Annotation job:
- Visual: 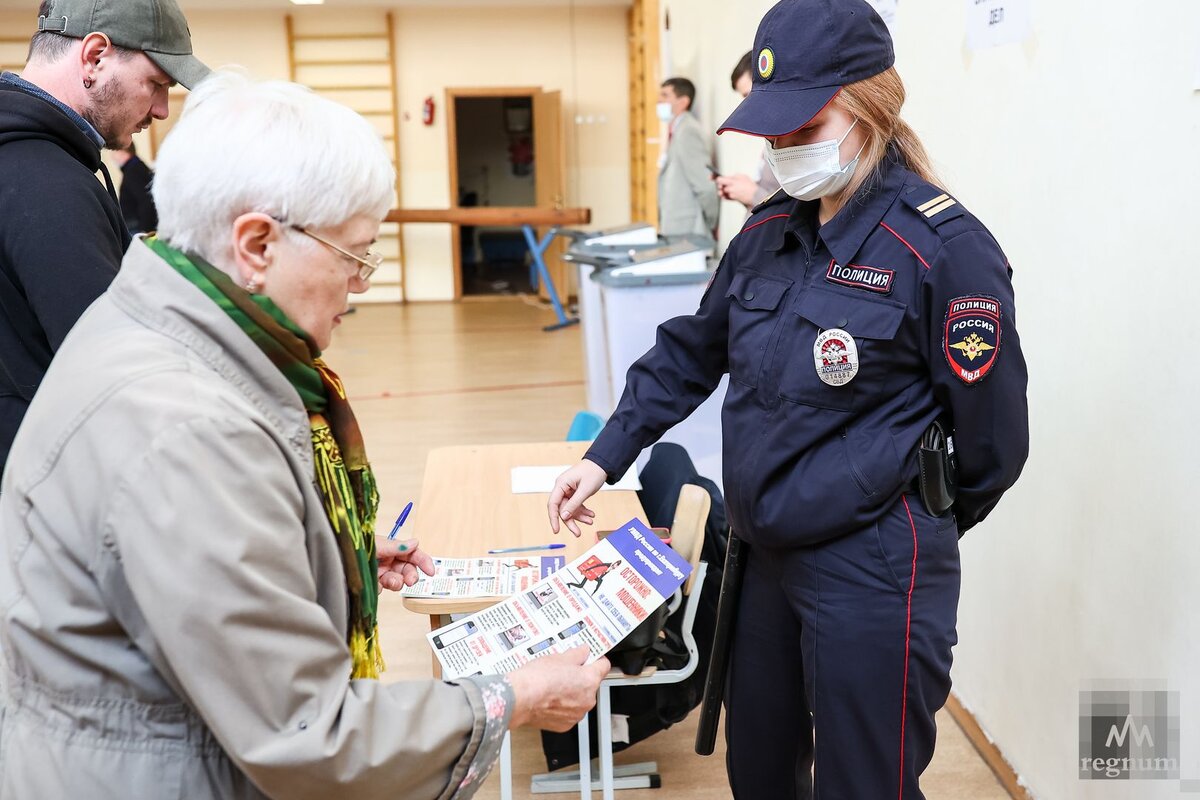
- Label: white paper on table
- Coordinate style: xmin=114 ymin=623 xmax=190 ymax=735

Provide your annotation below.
xmin=964 ymin=0 xmax=1033 ymax=52
xmin=510 ymin=465 xmax=641 ymax=494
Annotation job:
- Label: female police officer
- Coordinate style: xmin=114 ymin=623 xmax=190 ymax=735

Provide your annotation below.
xmin=549 ymin=0 xmax=1028 ymax=797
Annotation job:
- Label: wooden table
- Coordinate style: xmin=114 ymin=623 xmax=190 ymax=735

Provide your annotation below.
xmin=403 ymin=442 xmax=644 ymax=800
xmin=403 ymin=441 xmax=645 ymax=636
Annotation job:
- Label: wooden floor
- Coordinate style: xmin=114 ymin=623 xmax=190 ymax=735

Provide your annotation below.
xmin=325 ymin=300 xmax=1012 ymax=800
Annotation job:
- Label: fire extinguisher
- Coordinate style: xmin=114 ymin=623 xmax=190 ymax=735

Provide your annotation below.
xmin=422 ymin=96 xmax=436 ymax=126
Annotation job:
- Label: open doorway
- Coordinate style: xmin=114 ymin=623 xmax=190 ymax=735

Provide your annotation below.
xmin=452 ymin=94 xmax=537 ymax=296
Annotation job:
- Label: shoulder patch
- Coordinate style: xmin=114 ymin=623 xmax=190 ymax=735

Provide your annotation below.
xmin=943 ymin=295 xmax=1001 ymax=385
xmin=901 ymin=186 xmax=965 ymax=229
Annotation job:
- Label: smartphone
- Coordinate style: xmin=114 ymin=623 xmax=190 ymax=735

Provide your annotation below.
xmin=557 ymin=620 xmax=586 ymax=639
xmin=526 ymin=638 xmax=555 ymax=656
xmin=432 ymin=620 xmax=478 ymax=650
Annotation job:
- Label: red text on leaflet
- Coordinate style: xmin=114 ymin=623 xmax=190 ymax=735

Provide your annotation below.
xmin=616 ymin=587 xmax=647 ymax=620
xmin=619 ymin=567 xmax=652 ymax=600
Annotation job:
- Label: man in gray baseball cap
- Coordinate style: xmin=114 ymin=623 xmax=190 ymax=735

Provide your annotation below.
xmin=0 ymin=0 xmax=209 ymax=481
xmin=35 ymin=0 xmax=210 ymax=91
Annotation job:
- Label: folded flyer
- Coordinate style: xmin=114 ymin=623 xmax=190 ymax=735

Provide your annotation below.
xmin=427 ymin=518 xmax=692 ymax=679
xmin=399 ymin=555 xmax=565 ymax=599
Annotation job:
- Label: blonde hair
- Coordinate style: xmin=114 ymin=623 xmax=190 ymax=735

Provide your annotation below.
xmin=834 ymin=67 xmax=940 ymax=201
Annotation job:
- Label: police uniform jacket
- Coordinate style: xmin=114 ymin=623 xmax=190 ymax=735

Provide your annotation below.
xmin=587 ymin=148 xmax=1029 ymax=547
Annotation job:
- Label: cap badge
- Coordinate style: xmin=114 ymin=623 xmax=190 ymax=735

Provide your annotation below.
xmin=757 ymin=47 xmax=776 ymax=81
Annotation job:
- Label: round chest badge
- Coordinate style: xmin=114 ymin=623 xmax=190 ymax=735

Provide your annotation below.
xmin=813 ymin=329 xmax=859 ymax=387
xmin=758 ymin=47 xmax=776 ymax=81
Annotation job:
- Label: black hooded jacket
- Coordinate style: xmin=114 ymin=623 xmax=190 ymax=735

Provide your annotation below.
xmin=0 ymin=80 xmax=130 ymax=475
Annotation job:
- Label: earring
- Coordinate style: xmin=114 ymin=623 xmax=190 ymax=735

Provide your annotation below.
xmin=82 ymin=77 xmax=93 ymax=89
xmin=245 ymin=279 xmax=258 ymax=293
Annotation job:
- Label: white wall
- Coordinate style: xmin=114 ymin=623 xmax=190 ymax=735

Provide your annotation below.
xmin=663 ymin=1 xmax=1200 ymax=798
xmin=897 ymin=4 xmax=1200 ymax=798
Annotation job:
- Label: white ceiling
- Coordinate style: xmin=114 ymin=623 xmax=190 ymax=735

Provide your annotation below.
xmin=0 ymin=0 xmax=629 ymax=7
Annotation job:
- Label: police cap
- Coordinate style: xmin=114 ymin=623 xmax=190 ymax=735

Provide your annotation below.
xmin=718 ymin=0 xmax=894 ymax=138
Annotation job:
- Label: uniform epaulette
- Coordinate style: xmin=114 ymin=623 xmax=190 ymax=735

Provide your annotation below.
xmin=900 ymin=185 xmax=964 ymax=229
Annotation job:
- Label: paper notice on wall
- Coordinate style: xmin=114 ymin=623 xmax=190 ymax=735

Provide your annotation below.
xmin=428 ymin=518 xmax=691 ymax=680
xmin=965 ymin=0 xmax=1033 ymax=51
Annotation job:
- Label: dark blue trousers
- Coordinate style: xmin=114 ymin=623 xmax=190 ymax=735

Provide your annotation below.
xmin=725 ymin=494 xmax=961 ymax=800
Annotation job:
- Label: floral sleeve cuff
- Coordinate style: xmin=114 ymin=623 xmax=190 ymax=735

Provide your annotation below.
xmin=443 ymin=674 xmax=515 ymax=799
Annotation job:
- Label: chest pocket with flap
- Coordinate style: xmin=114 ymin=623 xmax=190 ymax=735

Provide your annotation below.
xmin=725 ymin=270 xmax=793 ymax=388
xmin=781 ymin=286 xmax=907 ymax=410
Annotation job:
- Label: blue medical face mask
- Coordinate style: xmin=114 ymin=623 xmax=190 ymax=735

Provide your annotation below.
xmin=764 ymin=118 xmax=865 ymax=201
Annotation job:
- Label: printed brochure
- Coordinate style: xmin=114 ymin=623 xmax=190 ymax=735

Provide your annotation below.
xmin=427 ymin=519 xmax=691 ymax=679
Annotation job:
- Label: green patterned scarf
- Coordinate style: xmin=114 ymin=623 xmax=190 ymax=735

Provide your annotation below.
xmin=147 ymin=237 xmax=384 ymax=679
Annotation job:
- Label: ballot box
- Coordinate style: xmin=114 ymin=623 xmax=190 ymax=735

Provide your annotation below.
xmin=564 ymin=232 xmax=727 ymax=484
xmin=562 ymin=225 xmax=660 ymax=415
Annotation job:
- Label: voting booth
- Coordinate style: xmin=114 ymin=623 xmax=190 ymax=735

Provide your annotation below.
xmin=563 ymin=227 xmax=728 ymax=484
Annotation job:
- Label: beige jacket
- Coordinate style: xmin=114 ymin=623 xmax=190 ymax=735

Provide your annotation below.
xmin=0 ymin=239 xmax=511 ymax=800
xmin=658 ymin=110 xmax=719 ymax=239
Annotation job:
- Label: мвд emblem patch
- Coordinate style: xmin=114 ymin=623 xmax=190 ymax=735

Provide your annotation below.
xmin=943 ymin=296 xmax=1001 ymax=385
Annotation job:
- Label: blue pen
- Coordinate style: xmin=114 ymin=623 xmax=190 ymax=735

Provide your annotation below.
xmin=387 ymin=502 xmax=413 ymax=541
xmin=487 ymin=543 xmax=566 ymax=555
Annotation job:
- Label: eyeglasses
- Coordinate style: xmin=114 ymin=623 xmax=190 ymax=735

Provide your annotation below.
xmin=284 ymin=222 xmax=383 ymax=281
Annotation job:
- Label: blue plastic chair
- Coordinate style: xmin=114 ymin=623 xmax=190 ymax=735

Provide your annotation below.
xmin=565 ymin=410 xmax=605 ymax=442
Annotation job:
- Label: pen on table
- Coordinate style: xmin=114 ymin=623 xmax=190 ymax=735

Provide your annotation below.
xmin=387 ymin=501 xmax=413 ymax=543
xmin=487 ymin=543 xmax=567 ymax=555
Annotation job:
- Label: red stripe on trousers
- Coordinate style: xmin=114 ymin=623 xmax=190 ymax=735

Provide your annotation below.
xmin=899 ymin=495 xmax=919 ymax=800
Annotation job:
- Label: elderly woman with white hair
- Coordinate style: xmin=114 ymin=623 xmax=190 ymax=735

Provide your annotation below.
xmin=0 ymin=72 xmax=608 ymax=799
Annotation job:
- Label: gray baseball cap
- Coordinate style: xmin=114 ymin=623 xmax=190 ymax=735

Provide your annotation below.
xmin=37 ymin=0 xmax=210 ymax=89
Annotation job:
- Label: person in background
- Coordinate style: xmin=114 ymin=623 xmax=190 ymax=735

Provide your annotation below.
xmin=111 ymin=141 xmax=158 ymax=234
xmin=715 ymin=51 xmax=781 ymax=210
xmin=549 ymin=0 xmax=1029 ymax=796
xmin=0 ymin=0 xmax=208 ymax=479
xmin=0 ymin=72 xmax=609 ymax=799
xmin=657 ymin=77 xmax=720 ymax=240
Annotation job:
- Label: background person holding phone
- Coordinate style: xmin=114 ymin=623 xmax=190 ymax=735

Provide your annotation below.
xmin=715 ymin=51 xmax=782 ymax=211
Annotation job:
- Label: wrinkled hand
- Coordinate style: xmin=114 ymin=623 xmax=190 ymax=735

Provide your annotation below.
xmin=547 ymin=459 xmax=607 ymax=536
xmin=506 ymin=647 xmax=610 ymax=732
xmin=716 ymin=173 xmax=759 ymax=207
xmin=376 ymin=536 xmax=435 ymax=592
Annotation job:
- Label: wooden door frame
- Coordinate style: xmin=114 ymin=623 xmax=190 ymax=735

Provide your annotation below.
xmin=446 ymin=86 xmax=542 ymax=301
